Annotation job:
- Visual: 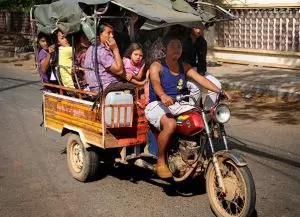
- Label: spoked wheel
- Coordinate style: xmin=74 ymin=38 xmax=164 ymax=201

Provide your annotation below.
xmin=67 ymin=134 xmax=100 ymax=182
xmin=206 ymin=159 xmax=256 ymax=217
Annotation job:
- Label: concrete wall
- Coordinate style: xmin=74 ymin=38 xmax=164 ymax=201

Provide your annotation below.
xmin=207 ymin=1 xmax=300 ymax=69
xmin=0 ymin=12 xmax=6 ymax=32
xmin=0 ymin=11 xmax=30 ymax=34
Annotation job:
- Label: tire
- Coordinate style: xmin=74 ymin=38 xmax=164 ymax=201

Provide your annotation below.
xmin=206 ymin=159 xmax=256 ymax=217
xmin=67 ymin=134 xmax=100 ymax=182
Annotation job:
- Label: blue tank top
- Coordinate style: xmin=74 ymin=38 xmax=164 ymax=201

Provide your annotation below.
xmin=149 ymin=60 xmax=187 ymax=103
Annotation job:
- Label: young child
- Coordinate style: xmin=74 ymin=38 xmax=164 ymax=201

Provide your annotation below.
xmin=74 ymin=32 xmax=90 ymax=90
xmin=57 ymin=30 xmax=74 ymax=88
xmin=123 ymin=42 xmax=147 ymax=86
xmin=37 ymin=32 xmax=56 ymax=84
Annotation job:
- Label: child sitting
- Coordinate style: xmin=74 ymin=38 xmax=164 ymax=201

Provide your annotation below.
xmin=74 ymin=32 xmax=90 ymax=90
xmin=57 ymin=30 xmax=74 ymax=88
xmin=123 ymin=43 xmax=147 ymax=86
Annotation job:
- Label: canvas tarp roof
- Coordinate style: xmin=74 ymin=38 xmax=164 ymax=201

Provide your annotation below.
xmin=34 ymin=0 xmax=215 ymax=35
xmin=34 ymin=1 xmax=84 ymax=35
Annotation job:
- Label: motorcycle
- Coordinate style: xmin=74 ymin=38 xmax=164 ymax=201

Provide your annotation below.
xmin=33 ymin=1 xmax=255 ymax=216
xmin=146 ymin=92 xmax=257 ymax=217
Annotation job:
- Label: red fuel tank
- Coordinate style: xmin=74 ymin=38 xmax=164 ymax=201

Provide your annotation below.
xmin=175 ymin=110 xmax=205 ymax=136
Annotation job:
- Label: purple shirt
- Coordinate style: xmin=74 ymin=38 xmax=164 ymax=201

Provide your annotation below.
xmin=84 ymin=44 xmax=123 ymax=91
xmin=38 ymin=49 xmax=50 ymax=83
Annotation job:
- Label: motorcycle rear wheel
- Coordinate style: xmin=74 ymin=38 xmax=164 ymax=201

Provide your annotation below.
xmin=206 ymin=159 xmax=256 ymax=217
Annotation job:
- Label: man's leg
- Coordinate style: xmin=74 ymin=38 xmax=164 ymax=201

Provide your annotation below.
xmin=154 ymin=103 xmax=195 ymax=178
xmin=145 ymin=101 xmax=175 ymax=178
xmin=156 ymin=114 xmax=177 ymax=167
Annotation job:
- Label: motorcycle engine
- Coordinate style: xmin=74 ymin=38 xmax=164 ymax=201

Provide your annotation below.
xmin=168 ymin=140 xmax=200 ymax=178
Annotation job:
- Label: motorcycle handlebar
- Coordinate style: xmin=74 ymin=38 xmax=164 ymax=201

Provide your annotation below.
xmin=176 ymin=92 xmax=227 ymax=108
xmin=216 ymin=91 xmax=228 ymax=104
xmin=175 ymin=94 xmax=197 ymax=105
xmin=175 ymin=94 xmax=189 ymax=102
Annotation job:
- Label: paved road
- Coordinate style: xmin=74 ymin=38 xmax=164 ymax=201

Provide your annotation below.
xmin=0 ymin=64 xmax=299 ymax=217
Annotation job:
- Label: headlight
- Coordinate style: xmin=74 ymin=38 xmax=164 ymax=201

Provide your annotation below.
xmin=213 ymin=104 xmax=231 ymax=123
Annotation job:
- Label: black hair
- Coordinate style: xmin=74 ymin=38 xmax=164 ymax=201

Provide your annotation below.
xmin=37 ymin=32 xmax=47 ymax=40
xmin=37 ymin=32 xmax=50 ymax=52
xmin=123 ymin=42 xmax=143 ymax=59
xmin=162 ymin=34 xmax=181 ymax=48
xmin=55 ymin=29 xmax=71 ymax=46
xmin=98 ymin=22 xmax=114 ymax=34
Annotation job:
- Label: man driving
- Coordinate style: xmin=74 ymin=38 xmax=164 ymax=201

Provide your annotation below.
xmin=145 ymin=34 xmax=230 ymax=178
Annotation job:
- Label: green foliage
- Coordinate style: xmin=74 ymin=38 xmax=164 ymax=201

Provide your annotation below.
xmin=0 ymin=0 xmax=53 ymax=11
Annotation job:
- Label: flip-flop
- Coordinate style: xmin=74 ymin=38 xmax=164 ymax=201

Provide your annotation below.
xmin=155 ymin=164 xmax=172 ymax=178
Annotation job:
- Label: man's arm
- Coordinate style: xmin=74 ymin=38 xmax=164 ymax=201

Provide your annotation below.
xmin=150 ymin=61 xmax=174 ymax=106
xmin=149 ymin=62 xmax=164 ymax=96
xmin=184 ymin=63 xmax=220 ymax=93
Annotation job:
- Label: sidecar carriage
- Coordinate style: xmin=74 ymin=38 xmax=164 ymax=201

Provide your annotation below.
xmin=42 ymin=82 xmax=150 ymax=181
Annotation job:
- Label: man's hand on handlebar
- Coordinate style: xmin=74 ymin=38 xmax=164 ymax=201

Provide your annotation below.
xmin=222 ymin=90 xmax=233 ymax=102
xmin=161 ymin=94 xmax=174 ymax=107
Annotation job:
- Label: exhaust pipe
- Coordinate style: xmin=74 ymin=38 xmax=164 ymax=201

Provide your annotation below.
xmin=134 ymin=159 xmax=154 ymax=171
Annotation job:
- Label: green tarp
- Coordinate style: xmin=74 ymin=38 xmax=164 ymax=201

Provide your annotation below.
xmin=34 ymin=1 xmax=84 ymax=35
xmin=34 ymin=0 xmax=215 ymax=35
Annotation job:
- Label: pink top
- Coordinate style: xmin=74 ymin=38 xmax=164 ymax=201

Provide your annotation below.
xmin=123 ymin=57 xmax=145 ymax=76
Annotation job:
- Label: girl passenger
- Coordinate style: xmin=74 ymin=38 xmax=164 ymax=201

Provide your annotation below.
xmin=57 ymin=30 xmax=74 ymax=88
xmin=123 ymin=42 xmax=148 ymax=86
xmin=37 ymin=32 xmax=57 ymax=85
xmin=74 ymin=33 xmax=90 ymax=90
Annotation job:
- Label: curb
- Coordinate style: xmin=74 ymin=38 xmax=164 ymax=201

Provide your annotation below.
xmin=220 ymin=79 xmax=300 ymax=102
xmin=228 ymin=135 xmax=300 ymax=167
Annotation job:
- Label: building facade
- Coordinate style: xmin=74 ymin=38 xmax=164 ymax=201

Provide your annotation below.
xmin=204 ymin=0 xmax=300 ymax=69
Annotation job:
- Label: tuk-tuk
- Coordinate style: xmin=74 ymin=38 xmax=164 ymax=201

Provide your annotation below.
xmin=30 ymin=1 xmax=255 ymax=217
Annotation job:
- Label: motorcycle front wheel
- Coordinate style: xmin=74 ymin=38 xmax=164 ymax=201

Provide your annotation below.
xmin=206 ymin=159 xmax=256 ymax=217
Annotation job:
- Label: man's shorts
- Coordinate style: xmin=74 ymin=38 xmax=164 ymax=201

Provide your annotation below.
xmin=145 ymin=101 xmax=194 ymax=131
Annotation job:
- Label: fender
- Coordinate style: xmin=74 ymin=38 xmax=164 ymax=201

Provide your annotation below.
xmin=61 ymin=125 xmax=91 ymax=148
xmin=212 ymin=149 xmax=247 ymax=167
